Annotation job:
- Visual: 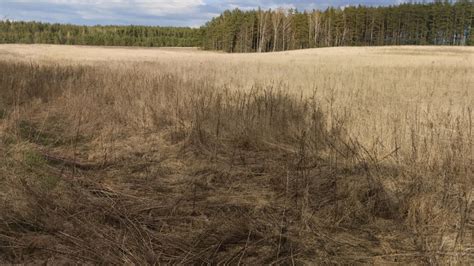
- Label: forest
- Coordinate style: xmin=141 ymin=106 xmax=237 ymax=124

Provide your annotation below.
xmin=0 ymin=22 xmax=202 ymax=47
xmin=202 ymin=0 xmax=474 ymax=52
xmin=0 ymin=0 xmax=473 ymax=51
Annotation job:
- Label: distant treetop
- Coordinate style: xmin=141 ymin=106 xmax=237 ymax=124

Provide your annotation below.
xmin=1 ymin=1 xmax=472 ymax=51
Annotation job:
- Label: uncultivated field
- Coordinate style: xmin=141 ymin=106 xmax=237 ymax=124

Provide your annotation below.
xmin=0 ymin=44 xmax=473 ymax=264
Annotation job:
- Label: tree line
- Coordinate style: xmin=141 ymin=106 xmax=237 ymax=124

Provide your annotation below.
xmin=202 ymin=0 xmax=474 ymax=52
xmin=0 ymin=1 xmax=472 ymax=51
xmin=0 ymin=21 xmax=202 ymax=47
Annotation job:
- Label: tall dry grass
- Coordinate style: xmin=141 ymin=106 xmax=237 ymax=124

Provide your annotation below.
xmin=0 ymin=46 xmax=472 ymax=264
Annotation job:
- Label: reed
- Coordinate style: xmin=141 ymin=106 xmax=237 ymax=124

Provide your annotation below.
xmin=0 ymin=46 xmax=472 ymax=264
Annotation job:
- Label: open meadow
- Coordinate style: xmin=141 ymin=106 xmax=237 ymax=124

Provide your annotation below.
xmin=0 ymin=44 xmax=473 ymax=264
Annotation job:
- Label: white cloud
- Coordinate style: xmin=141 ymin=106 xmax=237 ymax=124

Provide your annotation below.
xmin=1 ymin=0 xmax=412 ymax=26
xmin=7 ymin=0 xmax=205 ymax=16
xmin=2 ymin=0 xmax=207 ymax=25
xmin=132 ymin=0 xmax=205 ymax=15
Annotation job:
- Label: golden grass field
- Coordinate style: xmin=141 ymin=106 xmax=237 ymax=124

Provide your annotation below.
xmin=0 ymin=44 xmax=473 ymax=264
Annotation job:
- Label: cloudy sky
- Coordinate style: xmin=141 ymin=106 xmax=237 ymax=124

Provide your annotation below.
xmin=1 ymin=0 xmax=407 ymax=27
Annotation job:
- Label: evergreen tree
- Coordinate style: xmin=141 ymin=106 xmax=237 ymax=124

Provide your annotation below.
xmin=1 ymin=1 xmax=472 ymax=52
xmin=0 ymin=21 xmax=203 ymax=47
xmin=201 ymin=0 xmax=473 ymax=52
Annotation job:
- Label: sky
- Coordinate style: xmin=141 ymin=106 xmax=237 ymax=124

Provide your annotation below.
xmin=1 ymin=0 xmax=408 ymax=27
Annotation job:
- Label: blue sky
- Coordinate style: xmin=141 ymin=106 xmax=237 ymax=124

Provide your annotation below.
xmin=1 ymin=0 xmax=407 ymax=27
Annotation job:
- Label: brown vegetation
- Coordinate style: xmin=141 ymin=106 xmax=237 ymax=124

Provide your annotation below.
xmin=0 ymin=46 xmax=472 ymax=264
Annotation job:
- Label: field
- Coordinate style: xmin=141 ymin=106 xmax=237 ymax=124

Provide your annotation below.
xmin=0 ymin=44 xmax=473 ymax=264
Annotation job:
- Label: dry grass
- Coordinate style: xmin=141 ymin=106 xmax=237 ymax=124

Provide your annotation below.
xmin=0 ymin=44 xmax=472 ymax=264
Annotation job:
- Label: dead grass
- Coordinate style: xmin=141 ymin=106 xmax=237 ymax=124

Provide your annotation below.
xmin=0 ymin=45 xmax=472 ymax=264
